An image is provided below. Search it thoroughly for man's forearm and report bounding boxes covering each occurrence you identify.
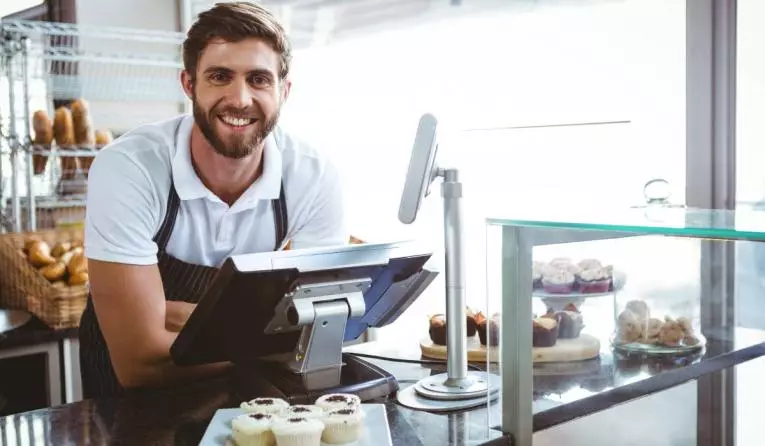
[118,329,231,389]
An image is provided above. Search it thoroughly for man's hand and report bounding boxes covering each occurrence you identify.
[165,301,197,332]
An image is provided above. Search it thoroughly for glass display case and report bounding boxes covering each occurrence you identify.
[484,207,765,446]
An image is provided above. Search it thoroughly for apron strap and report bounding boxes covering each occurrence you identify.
[152,182,182,251]
[272,181,288,250]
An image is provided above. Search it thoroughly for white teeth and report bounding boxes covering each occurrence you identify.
[221,116,252,127]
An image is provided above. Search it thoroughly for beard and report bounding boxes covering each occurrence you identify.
[192,94,280,160]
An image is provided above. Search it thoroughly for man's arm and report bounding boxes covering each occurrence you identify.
[88,260,228,388]
[84,147,228,389]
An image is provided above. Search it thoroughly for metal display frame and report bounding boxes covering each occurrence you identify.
[0,19,187,233]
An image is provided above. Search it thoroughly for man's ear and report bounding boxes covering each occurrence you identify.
[280,78,292,103]
[180,70,194,100]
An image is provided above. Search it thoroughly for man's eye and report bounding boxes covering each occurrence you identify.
[249,75,270,86]
[209,72,229,83]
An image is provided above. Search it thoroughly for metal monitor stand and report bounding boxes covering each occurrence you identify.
[399,167,499,411]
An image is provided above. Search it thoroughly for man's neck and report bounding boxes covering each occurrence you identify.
[189,124,264,206]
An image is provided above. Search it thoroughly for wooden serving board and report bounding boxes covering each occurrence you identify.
[420,334,600,363]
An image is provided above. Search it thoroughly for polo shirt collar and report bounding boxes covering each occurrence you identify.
[171,115,283,209]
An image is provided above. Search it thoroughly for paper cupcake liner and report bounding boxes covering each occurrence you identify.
[273,430,323,446]
[321,422,365,444]
[232,429,276,446]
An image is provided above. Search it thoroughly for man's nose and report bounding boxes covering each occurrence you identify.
[228,78,253,108]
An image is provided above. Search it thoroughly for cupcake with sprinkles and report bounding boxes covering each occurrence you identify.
[231,412,277,446]
[315,393,361,412]
[240,397,290,415]
[321,407,367,444]
[271,417,324,446]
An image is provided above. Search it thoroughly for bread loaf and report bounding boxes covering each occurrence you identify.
[72,99,97,176]
[32,110,53,175]
[54,106,78,179]
[95,129,113,147]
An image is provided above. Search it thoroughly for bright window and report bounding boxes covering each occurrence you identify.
[280,0,686,343]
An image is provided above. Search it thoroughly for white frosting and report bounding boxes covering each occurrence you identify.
[240,397,290,414]
[541,270,574,285]
[281,405,325,419]
[578,267,611,281]
[232,413,275,435]
[315,393,361,412]
[578,259,602,270]
[271,417,325,437]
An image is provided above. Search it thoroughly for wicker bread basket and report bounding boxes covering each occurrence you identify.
[0,228,88,330]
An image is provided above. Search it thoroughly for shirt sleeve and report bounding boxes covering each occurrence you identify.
[84,149,161,265]
[289,158,349,249]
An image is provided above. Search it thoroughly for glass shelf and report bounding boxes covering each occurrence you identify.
[487,207,765,241]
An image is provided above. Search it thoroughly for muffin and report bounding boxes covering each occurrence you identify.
[428,314,447,345]
[240,398,290,415]
[576,267,612,293]
[555,307,584,339]
[541,270,575,294]
[281,405,325,420]
[321,407,366,444]
[315,393,361,412]
[466,307,479,337]
[231,413,277,446]
[532,316,559,347]
[271,417,324,446]
[477,313,500,346]
[428,309,480,345]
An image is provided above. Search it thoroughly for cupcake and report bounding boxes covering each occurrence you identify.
[477,313,499,346]
[576,267,612,293]
[240,398,290,415]
[271,417,324,446]
[232,413,277,446]
[321,407,366,444]
[541,270,575,294]
[281,405,325,420]
[315,393,361,412]
[577,258,602,271]
[532,316,559,347]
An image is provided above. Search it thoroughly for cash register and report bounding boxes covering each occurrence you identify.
[170,240,438,404]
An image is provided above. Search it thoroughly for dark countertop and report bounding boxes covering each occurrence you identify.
[0,340,508,446]
[0,312,77,350]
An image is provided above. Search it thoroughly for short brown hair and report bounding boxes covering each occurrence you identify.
[183,2,292,81]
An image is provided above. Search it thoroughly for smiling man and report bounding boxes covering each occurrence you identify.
[79,2,348,398]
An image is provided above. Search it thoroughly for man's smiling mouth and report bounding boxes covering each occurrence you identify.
[218,115,257,128]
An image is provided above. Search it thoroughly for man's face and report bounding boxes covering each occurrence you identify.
[182,38,290,159]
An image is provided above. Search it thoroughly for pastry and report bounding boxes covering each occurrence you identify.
[315,393,360,412]
[281,405,324,420]
[541,270,575,294]
[95,129,113,147]
[428,314,447,345]
[40,262,66,282]
[555,305,584,339]
[240,398,290,415]
[477,314,499,346]
[428,309,480,345]
[624,300,650,321]
[532,316,559,347]
[231,412,277,446]
[72,99,96,174]
[51,242,71,258]
[67,252,88,276]
[576,267,612,293]
[68,272,89,286]
[32,110,53,175]
[321,407,366,444]
[26,241,56,268]
[53,106,78,180]
[271,417,324,446]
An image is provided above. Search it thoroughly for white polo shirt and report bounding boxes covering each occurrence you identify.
[84,114,348,267]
